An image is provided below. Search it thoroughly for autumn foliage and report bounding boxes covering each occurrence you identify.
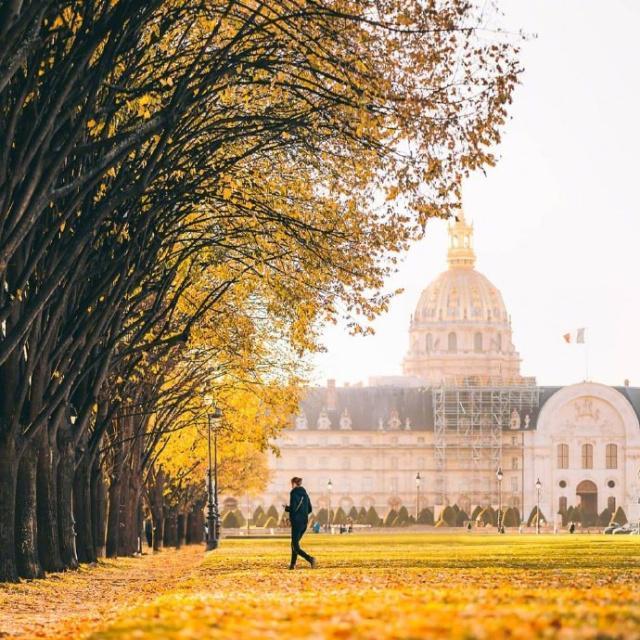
[0,1,520,582]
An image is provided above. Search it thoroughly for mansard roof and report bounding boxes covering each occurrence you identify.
[296,384,640,432]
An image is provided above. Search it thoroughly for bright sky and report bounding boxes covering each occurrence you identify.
[312,0,640,389]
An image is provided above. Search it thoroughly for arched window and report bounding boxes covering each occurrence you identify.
[425,333,433,353]
[496,333,502,352]
[556,443,569,469]
[581,443,593,469]
[474,332,483,353]
[559,496,568,513]
[605,443,617,469]
[607,496,616,512]
[447,332,457,353]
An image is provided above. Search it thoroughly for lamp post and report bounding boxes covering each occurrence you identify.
[535,477,542,535]
[327,479,333,531]
[69,404,78,561]
[496,467,503,533]
[204,397,223,551]
[415,472,421,521]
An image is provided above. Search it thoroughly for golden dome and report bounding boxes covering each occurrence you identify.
[403,214,520,385]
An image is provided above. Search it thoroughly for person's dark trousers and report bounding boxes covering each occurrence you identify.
[290,519,313,568]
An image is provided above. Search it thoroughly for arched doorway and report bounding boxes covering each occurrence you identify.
[576,480,598,524]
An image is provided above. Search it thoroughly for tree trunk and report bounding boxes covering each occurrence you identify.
[177,513,186,548]
[163,509,178,548]
[15,440,44,579]
[106,473,121,558]
[37,431,64,572]
[57,429,78,570]
[0,437,19,582]
[91,462,107,558]
[73,459,95,563]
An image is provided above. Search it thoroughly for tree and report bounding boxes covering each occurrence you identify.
[0,0,520,581]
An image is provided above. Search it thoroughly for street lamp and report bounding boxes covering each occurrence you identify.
[496,467,503,532]
[327,479,333,529]
[535,477,542,535]
[204,396,223,551]
[415,472,421,521]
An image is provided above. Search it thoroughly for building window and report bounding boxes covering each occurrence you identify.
[362,477,373,492]
[417,457,425,470]
[474,332,483,353]
[417,436,425,444]
[510,477,518,492]
[390,457,398,470]
[608,496,616,512]
[496,333,502,352]
[581,443,593,469]
[425,333,433,353]
[448,332,457,353]
[557,443,569,469]
[390,477,398,493]
[319,456,328,468]
[559,480,567,489]
[511,457,519,470]
[341,457,350,470]
[606,443,617,469]
[607,480,616,489]
[559,496,568,513]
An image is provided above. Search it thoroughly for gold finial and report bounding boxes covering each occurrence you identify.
[447,213,476,269]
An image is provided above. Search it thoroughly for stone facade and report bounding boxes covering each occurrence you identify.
[240,214,640,526]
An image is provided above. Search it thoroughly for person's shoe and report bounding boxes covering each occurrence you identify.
[288,565,296,570]
[309,557,317,569]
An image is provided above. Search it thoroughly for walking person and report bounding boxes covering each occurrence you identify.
[284,477,316,570]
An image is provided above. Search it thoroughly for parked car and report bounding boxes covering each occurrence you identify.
[604,522,621,534]
[612,524,634,535]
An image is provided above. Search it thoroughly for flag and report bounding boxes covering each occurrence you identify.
[563,328,586,344]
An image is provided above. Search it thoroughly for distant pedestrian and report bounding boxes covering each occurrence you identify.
[284,477,316,570]
[569,522,576,534]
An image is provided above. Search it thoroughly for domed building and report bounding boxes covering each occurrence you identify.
[235,212,640,532]
[403,214,521,385]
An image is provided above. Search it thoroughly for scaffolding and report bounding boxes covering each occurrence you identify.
[432,376,539,507]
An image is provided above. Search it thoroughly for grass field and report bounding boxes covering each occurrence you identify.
[93,533,640,639]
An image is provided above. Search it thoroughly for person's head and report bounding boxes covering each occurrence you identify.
[291,476,303,488]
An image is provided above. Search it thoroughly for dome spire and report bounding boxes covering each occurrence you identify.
[447,213,476,269]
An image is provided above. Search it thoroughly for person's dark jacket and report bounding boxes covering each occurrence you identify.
[285,486,312,523]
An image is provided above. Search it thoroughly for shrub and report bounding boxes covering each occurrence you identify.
[440,505,457,526]
[434,518,446,527]
[266,505,279,521]
[384,509,399,527]
[252,506,265,527]
[349,506,359,521]
[263,516,278,528]
[356,507,368,525]
[366,506,382,526]
[417,508,434,525]
[316,508,329,525]
[455,509,469,527]
[597,508,612,527]
[222,511,240,528]
[526,506,547,527]
[470,506,483,522]
[611,506,628,526]
[477,506,496,526]
[334,507,347,525]
[502,507,519,528]
[396,506,411,526]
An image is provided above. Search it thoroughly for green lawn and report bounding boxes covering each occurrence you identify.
[93,533,640,639]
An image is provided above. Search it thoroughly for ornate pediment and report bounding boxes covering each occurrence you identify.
[574,397,601,422]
